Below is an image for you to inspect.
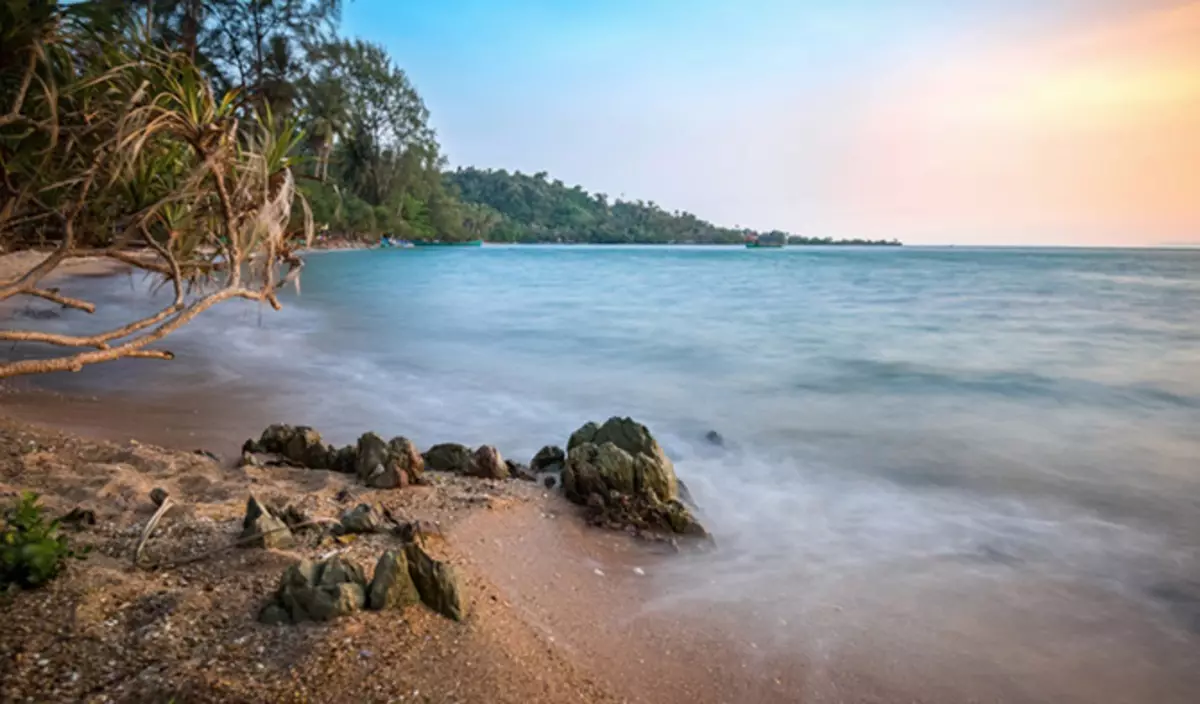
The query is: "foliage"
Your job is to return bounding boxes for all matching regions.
[1,492,82,590]
[0,1,311,378]
[446,168,901,245]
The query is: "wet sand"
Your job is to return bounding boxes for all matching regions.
[5,386,1200,703]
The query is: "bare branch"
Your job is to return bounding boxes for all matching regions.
[0,302,181,348]
[0,286,268,378]
[126,349,174,361]
[25,287,96,313]
[139,225,183,305]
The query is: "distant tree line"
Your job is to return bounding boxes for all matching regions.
[446,168,901,246]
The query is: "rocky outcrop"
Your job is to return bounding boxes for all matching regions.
[240,495,295,549]
[531,445,566,473]
[562,417,703,536]
[242,424,336,469]
[261,548,462,625]
[355,432,397,488]
[405,543,464,621]
[567,423,599,453]
[468,445,508,479]
[423,443,472,473]
[352,432,424,488]
[388,437,424,485]
[260,557,368,624]
[367,550,420,611]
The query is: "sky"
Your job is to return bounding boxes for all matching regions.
[344,1,1200,245]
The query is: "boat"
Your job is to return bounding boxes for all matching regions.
[412,239,483,247]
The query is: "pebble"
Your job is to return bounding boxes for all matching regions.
[593,568,605,577]
[633,567,645,576]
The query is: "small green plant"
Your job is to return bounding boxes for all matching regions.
[1,492,83,591]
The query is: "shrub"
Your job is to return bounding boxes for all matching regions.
[1,492,83,591]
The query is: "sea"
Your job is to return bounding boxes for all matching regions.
[7,245,1200,701]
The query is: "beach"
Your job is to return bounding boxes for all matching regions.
[3,247,1200,703]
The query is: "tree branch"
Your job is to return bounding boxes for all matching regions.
[0,286,267,378]
[0,46,38,128]
[25,287,96,313]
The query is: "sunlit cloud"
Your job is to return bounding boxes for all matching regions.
[845,2,1200,244]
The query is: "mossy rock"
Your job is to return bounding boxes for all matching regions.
[405,543,464,621]
[240,495,294,549]
[423,443,472,473]
[368,550,420,611]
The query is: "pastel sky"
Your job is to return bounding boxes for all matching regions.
[344,1,1200,245]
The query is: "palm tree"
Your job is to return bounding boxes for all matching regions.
[299,71,348,181]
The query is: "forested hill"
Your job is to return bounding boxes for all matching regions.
[446,168,901,246]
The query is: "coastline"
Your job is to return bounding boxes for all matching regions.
[5,252,1200,703]
[0,390,812,704]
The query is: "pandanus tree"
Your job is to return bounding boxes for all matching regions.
[0,2,311,378]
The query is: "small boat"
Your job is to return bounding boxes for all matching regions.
[412,239,483,247]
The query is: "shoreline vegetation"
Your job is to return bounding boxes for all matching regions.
[0,3,898,385]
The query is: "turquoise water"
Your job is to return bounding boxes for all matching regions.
[9,245,1200,694]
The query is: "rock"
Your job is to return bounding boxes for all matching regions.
[592,417,677,499]
[543,475,558,490]
[193,449,221,463]
[563,442,636,502]
[567,422,599,452]
[367,550,420,611]
[273,557,367,623]
[387,436,424,485]
[662,499,706,536]
[149,487,169,507]
[247,424,335,469]
[350,434,424,488]
[405,543,464,621]
[59,507,96,527]
[240,495,294,549]
[330,446,357,474]
[258,603,290,625]
[530,445,566,473]
[319,555,368,587]
[703,430,725,447]
[506,460,536,481]
[423,443,472,473]
[355,432,397,488]
[237,452,262,468]
[561,417,701,536]
[339,503,381,534]
[468,445,508,479]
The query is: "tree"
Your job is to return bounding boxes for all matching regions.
[0,2,311,378]
[445,168,901,245]
[296,68,347,181]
